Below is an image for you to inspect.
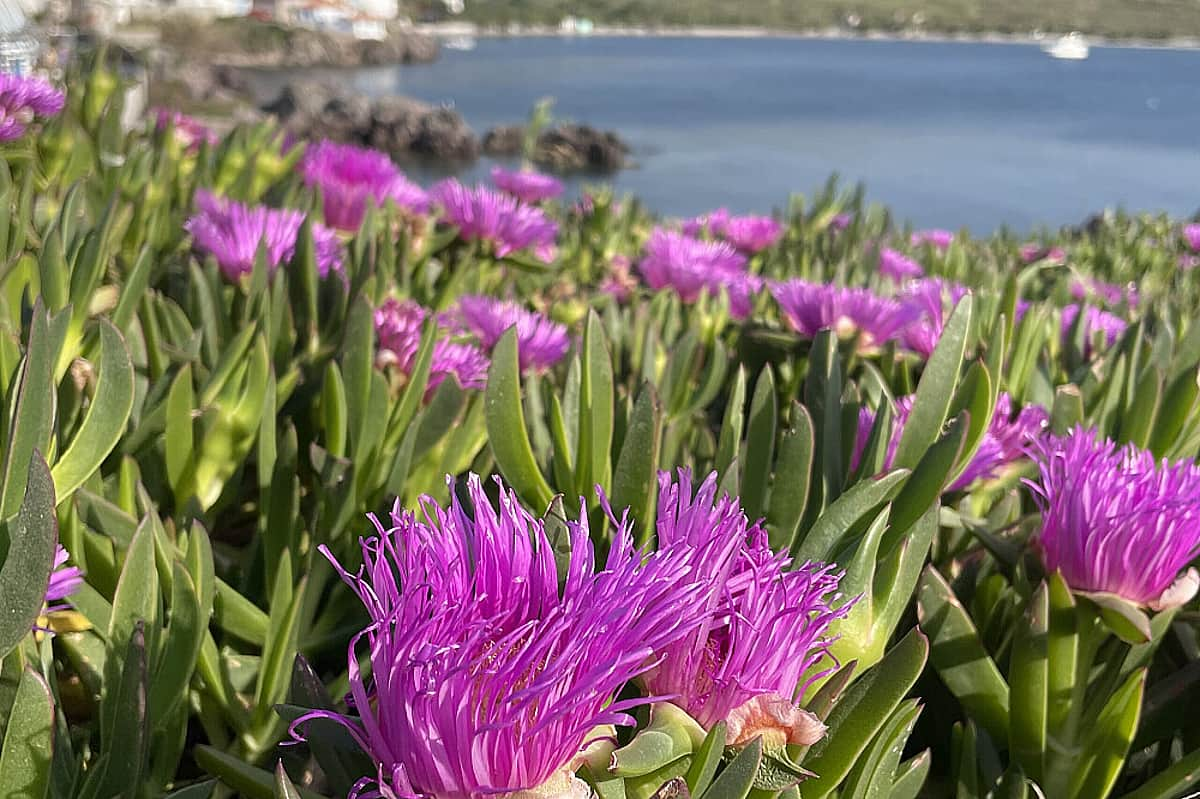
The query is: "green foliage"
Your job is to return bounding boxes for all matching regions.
[1,57,1199,799]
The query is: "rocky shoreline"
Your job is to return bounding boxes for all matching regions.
[261,80,633,173]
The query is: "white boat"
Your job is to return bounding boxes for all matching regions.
[443,35,477,51]
[1044,32,1089,60]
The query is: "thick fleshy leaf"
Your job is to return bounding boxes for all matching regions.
[485,327,554,509]
[892,295,971,469]
[838,699,923,799]
[273,762,302,799]
[802,628,928,798]
[741,366,777,522]
[916,567,1009,742]
[766,403,814,551]
[0,453,57,659]
[1009,581,1049,782]
[792,469,908,564]
[0,667,54,799]
[1069,668,1145,798]
[611,384,663,544]
[698,736,761,799]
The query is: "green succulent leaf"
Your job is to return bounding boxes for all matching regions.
[485,327,554,509]
[0,453,57,660]
[0,667,54,799]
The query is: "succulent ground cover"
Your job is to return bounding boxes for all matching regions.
[0,59,1199,799]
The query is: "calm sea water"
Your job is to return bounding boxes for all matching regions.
[257,36,1200,231]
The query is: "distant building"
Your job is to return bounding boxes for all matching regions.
[289,0,390,38]
[0,0,40,74]
[170,0,254,18]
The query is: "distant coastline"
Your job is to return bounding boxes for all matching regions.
[414,21,1200,52]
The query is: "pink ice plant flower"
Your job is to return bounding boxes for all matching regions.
[430,179,558,262]
[600,254,638,303]
[374,298,490,398]
[1020,244,1068,265]
[292,474,715,799]
[452,295,570,371]
[638,228,761,318]
[45,545,82,612]
[684,208,784,253]
[641,470,850,747]
[1183,224,1200,253]
[1028,427,1200,610]
[490,165,564,203]
[854,393,1048,491]
[1061,304,1127,353]
[301,140,429,231]
[152,107,218,151]
[878,247,924,281]
[828,213,853,231]
[910,229,954,251]
[899,278,970,358]
[771,279,918,351]
[1070,277,1138,309]
[0,73,64,142]
[185,190,343,281]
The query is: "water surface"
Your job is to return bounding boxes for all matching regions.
[256,36,1200,230]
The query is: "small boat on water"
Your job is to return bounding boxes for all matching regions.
[443,35,477,51]
[1044,32,1089,60]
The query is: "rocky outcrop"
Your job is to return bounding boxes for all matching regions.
[262,81,480,163]
[261,82,631,171]
[483,123,632,172]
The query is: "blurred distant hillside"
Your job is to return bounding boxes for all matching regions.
[427,0,1200,40]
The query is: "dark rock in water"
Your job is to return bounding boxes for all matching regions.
[483,123,632,173]
[264,81,479,163]
[482,125,525,157]
[262,81,628,170]
[537,124,631,172]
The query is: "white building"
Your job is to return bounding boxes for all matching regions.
[0,0,39,74]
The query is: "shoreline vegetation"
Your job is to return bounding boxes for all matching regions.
[443,0,1200,48]
[420,22,1200,51]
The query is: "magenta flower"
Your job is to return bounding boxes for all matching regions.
[375,298,489,398]
[1020,244,1068,265]
[430,179,558,262]
[854,393,1047,490]
[1183,224,1200,253]
[301,140,429,232]
[878,247,924,281]
[600,254,638,303]
[684,209,783,254]
[490,166,564,203]
[152,107,217,151]
[771,279,918,351]
[1070,277,1138,308]
[1061,304,1127,352]
[452,295,569,371]
[827,213,853,232]
[898,278,970,357]
[0,73,64,142]
[295,474,712,799]
[910,229,954,251]
[1028,428,1200,610]
[185,191,343,281]
[638,228,761,318]
[45,545,82,611]
[719,215,785,254]
[682,208,731,238]
[642,470,849,747]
